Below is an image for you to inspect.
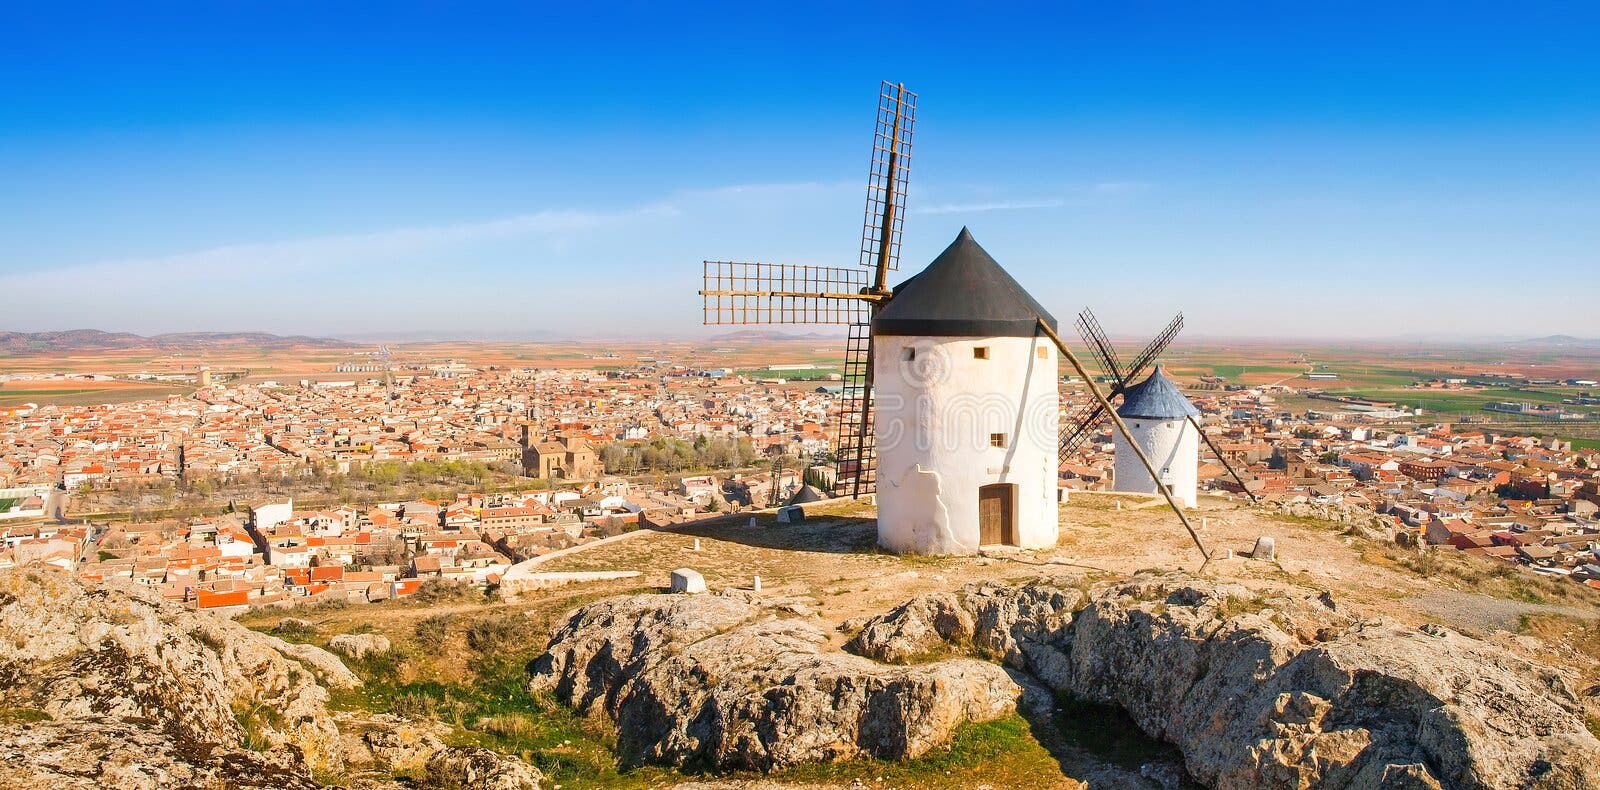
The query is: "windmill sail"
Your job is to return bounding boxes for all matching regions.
[859,82,917,286]
[695,81,917,500]
[833,322,876,497]
[700,262,871,325]
[1059,310,1183,459]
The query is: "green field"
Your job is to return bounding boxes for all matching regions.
[0,385,194,406]
[736,367,841,380]
[1207,364,1304,378]
[1324,386,1598,416]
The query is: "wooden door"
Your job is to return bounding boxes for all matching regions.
[979,484,1014,546]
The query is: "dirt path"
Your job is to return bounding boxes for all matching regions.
[1406,590,1600,632]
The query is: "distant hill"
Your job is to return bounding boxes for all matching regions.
[1509,335,1600,350]
[0,330,354,355]
[708,329,836,342]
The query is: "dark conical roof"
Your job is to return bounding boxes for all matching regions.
[872,228,1058,337]
[1116,366,1199,420]
[786,484,826,506]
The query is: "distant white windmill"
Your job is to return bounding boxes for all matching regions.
[1113,366,1200,507]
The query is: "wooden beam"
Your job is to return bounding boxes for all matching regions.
[1188,415,1260,504]
[1037,319,1212,564]
[697,290,885,302]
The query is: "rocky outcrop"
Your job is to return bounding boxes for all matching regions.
[424,747,544,790]
[848,577,1084,664]
[362,722,450,775]
[354,723,543,790]
[329,632,392,660]
[0,567,356,778]
[0,715,320,790]
[528,591,1019,771]
[1268,500,1398,541]
[854,572,1600,789]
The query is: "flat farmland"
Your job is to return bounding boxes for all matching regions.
[0,380,194,406]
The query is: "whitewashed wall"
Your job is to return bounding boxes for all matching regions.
[1113,416,1198,507]
[872,333,1059,554]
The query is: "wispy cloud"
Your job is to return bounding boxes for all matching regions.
[911,181,1155,216]
[914,198,1067,215]
[5,205,668,287]
[0,180,858,333]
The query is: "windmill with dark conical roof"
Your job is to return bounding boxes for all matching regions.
[697,81,1214,561]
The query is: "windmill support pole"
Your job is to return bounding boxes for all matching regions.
[1036,319,1212,564]
[1187,414,1259,503]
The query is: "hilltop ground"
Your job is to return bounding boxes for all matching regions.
[237,493,1600,788]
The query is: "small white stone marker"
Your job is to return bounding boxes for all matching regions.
[1251,536,1276,561]
[692,538,701,551]
[1115,500,1122,510]
[752,575,762,592]
[1202,517,1208,530]
[670,568,706,594]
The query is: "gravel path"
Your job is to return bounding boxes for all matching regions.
[1405,590,1599,632]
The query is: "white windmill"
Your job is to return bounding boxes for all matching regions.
[1112,366,1200,507]
[697,81,1214,562]
[870,228,1060,554]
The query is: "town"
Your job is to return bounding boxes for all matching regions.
[4,346,1599,613]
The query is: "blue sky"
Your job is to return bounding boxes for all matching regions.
[2,2,1597,340]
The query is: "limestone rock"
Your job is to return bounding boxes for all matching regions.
[529,591,1018,771]
[848,577,1083,665]
[363,722,449,774]
[883,571,1600,790]
[329,632,393,660]
[425,747,544,790]
[0,715,320,790]
[0,567,351,777]
[276,617,319,635]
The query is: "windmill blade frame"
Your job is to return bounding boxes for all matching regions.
[700,261,875,325]
[1059,405,1110,456]
[1075,308,1125,384]
[833,322,876,497]
[696,81,917,500]
[1124,312,1184,383]
[859,81,916,290]
[1057,311,1184,462]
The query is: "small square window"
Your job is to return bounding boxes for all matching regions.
[989,433,1007,448]
[973,346,990,360]
[1037,347,1049,359]
[902,347,916,361]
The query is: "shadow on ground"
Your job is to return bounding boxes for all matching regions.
[661,515,882,555]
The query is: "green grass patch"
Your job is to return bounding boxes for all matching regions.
[329,651,660,787]
[0,707,50,724]
[766,713,1061,786]
[1053,693,1181,769]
